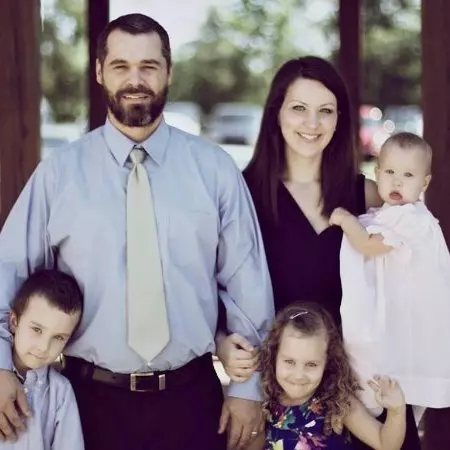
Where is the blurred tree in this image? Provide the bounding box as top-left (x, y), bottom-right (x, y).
top-left (41, 0), bottom-right (87, 122)
top-left (324, 0), bottom-right (421, 108)
top-left (170, 0), bottom-right (304, 114)
top-left (361, 0), bottom-right (421, 107)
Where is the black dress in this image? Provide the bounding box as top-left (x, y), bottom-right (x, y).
top-left (244, 173), bottom-right (421, 450)
top-left (245, 176), bottom-right (366, 323)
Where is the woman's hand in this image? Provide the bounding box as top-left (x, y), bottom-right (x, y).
top-left (216, 333), bottom-right (259, 382)
top-left (368, 375), bottom-right (405, 413)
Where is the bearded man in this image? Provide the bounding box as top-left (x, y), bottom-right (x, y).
top-left (0, 13), bottom-right (273, 450)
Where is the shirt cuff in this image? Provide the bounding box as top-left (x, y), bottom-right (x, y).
top-left (227, 371), bottom-right (263, 402)
top-left (0, 338), bottom-right (13, 371)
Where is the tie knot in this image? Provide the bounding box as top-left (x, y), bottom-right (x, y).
top-left (130, 146), bottom-right (146, 164)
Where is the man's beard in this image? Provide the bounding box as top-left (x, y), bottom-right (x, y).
top-left (104, 84), bottom-right (169, 127)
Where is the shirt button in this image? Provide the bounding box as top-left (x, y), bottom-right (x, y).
top-left (26, 371), bottom-right (38, 385)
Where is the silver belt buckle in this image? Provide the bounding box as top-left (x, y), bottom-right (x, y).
top-left (130, 372), bottom-right (166, 392)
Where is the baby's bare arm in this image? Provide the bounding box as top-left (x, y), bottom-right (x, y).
top-left (330, 207), bottom-right (392, 257)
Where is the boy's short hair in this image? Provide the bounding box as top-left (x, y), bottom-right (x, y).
top-left (12, 269), bottom-right (83, 320)
top-left (380, 131), bottom-right (432, 173)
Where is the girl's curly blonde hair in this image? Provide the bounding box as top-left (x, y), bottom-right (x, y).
top-left (259, 301), bottom-right (360, 435)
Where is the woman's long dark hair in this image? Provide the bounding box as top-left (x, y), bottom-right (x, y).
top-left (244, 56), bottom-right (358, 222)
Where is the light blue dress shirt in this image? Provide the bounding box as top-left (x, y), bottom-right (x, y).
top-left (0, 366), bottom-right (84, 449)
top-left (0, 119), bottom-right (274, 400)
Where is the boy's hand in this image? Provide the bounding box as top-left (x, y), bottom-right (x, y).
top-left (368, 374), bottom-right (405, 412)
top-left (0, 369), bottom-right (31, 441)
top-left (329, 207), bottom-right (353, 227)
top-left (216, 333), bottom-right (259, 382)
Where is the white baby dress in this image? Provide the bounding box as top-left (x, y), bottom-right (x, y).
top-left (340, 201), bottom-right (450, 408)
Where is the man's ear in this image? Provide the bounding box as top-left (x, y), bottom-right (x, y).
top-left (167, 64), bottom-right (173, 86)
top-left (96, 59), bottom-right (103, 86)
top-left (9, 311), bottom-right (18, 334)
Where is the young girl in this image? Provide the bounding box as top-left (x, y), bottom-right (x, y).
top-left (254, 302), bottom-right (406, 450)
top-left (330, 132), bottom-right (450, 419)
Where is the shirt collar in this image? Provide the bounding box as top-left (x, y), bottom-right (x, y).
top-left (13, 365), bottom-right (49, 386)
top-left (103, 117), bottom-right (170, 167)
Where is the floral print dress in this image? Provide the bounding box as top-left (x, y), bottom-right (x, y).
top-left (265, 397), bottom-right (353, 450)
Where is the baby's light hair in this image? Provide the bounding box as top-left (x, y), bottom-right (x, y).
top-left (379, 132), bottom-right (432, 174)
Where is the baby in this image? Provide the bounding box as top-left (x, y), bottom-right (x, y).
top-left (330, 132), bottom-right (450, 418)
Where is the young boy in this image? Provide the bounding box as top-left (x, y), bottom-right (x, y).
top-left (1, 269), bottom-right (84, 449)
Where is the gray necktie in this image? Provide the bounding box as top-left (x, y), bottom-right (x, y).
top-left (127, 146), bottom-right (169, 361)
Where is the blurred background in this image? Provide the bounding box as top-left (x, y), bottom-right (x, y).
top-left (40, 0), bottom-right (421, 176)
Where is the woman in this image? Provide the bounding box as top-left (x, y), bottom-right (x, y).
top-left (217, 56), bottom-right (420, 450)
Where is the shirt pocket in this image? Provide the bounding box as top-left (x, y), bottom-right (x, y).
top-left (168, 208), bottom-right (219, 268)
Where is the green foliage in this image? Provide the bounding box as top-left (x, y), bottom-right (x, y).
top-left (325, 0), bottom-right (421, 108)
top-left (41, 0), bottom-right (87, 122)
top-left (362, 0), bottom-right (421, 107)
top-left (170, 0), bottom-right (302, 114)
top-left (41, 0), bottom-right (420, 121)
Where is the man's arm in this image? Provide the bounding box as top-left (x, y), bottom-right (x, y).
top-left (0, 162), bottom-right (55, 367)
top-left (330, 207), bottom-right (393, 257)
top-left (214, 152), bottom-right (274, 449)
top-left (215, 154), bottom-right (274, 400)
top-left (0, 161), bottom-right (55, 439)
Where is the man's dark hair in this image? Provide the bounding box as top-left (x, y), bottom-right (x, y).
top-left (11, 269), bottom-right (83, 320)
top-left (96, 13), bottom-right (172, 68)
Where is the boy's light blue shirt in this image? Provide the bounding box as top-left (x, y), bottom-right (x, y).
top-left (0, 366), bottom-right (84, 450)
top-left (0, 119), bottom-right (274, 400)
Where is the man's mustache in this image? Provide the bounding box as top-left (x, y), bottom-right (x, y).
top-left (116, 86), bottom-right (155, 99)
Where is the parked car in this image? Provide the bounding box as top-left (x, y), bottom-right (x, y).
top-left (164, 101), bottom-right (203, 126)
top-left (359, 105), bottom-right (390, 158)
top-left (163, 111), bottom-right (201, 135)
top-left (41, 123), bottom-right (85, 159)
top-left (383, 105), bottom-right (423, 136)
top-left (205, 103), bottom-right (263, 146)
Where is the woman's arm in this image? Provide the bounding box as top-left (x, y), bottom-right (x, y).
top-left (364, 178), bottom-right (383, 209)
top-left (215, 331), bottom-right (259, 382)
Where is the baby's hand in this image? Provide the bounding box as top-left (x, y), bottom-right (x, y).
top-left (329, 207), bottom-right (352, 227)
top-left (216, 333), bottom-right (259, 382)
top-left (368, 375), bottom-right (405, 412)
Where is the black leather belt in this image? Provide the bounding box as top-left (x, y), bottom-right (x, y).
top-left (63, 353), bottom-right (213, 393)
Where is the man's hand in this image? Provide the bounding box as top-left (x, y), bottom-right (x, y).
top-left (218, 397), bottom-right (264, 450)
top-left (0, 369), bottom-right (31, 441)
